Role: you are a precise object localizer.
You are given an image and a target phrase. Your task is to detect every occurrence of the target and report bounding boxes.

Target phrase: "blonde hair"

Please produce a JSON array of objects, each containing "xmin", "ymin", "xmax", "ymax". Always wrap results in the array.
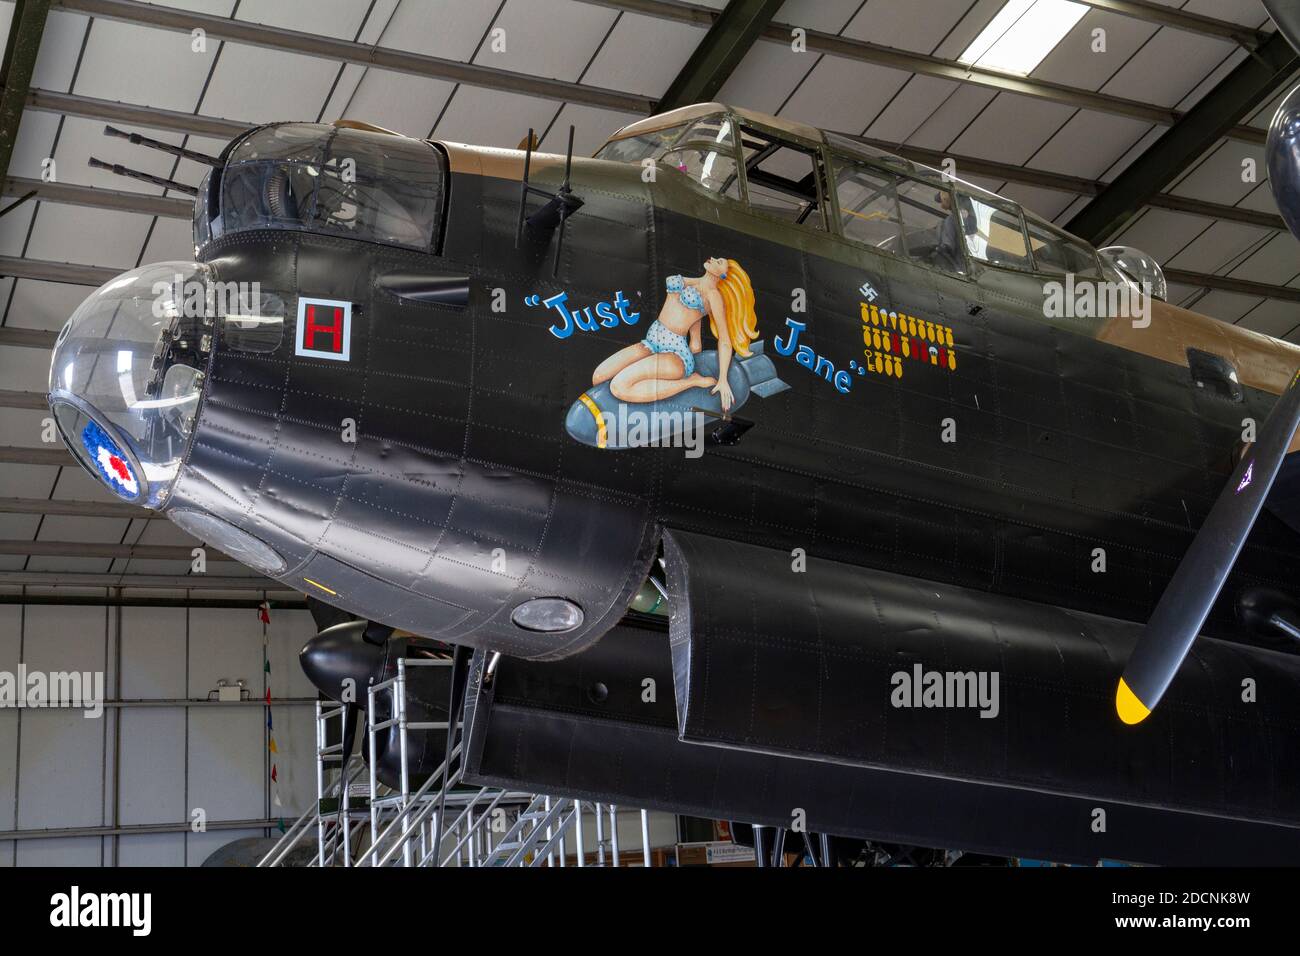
[{"xmin": 709, "ymin": 259, "xmax": 759, "ymax": 357}]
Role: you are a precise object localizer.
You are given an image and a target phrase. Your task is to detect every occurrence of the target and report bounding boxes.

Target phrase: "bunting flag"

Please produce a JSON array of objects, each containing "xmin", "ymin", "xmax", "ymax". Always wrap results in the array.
[{"xmin": 261, "ymin": 601, "xmax": 287, "ymax": 823}]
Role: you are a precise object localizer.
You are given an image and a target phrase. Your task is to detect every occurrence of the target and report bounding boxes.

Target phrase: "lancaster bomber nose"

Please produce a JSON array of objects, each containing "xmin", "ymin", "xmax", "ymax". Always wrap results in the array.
[{"xmin": 47, "ymin": 261, "xmax": 215, "ymax": 508}]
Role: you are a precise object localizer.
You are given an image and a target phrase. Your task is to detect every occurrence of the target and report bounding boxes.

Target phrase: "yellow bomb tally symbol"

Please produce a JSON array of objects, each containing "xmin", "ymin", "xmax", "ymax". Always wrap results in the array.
[{"xmin": 860, "ymin": 300, "xmax": 957, "ymax": 380}]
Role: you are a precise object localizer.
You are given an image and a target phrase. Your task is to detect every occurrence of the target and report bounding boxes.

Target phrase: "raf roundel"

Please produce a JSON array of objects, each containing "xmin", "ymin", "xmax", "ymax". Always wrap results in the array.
[{"xmin": 81, "ymin": 419, "xmax": 140, "ymax": 501}]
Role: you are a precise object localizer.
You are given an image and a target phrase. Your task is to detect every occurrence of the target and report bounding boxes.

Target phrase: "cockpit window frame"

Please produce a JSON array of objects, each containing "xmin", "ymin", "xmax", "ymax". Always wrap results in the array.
[
  {"xmin": 954, "ymin": 190, "xmax": 1038, "ymax": 275},
  {"xmin": 1022, "ymin": 212, "xmax": 1104, "ymax": 280},
  {"xmin": 655, "ymin": 113, "xmax": 745, "ymax": 201},
  {"xmin": 638, "ymin": 110, "xmax": 835, "ymax": 234},
  {"xmin": 729, "ymin": 119, "xmax": 832, "ymax": 233},
  {"xmin": 823, "ymin": 148, "xmax": 974, "ymax": 282}
]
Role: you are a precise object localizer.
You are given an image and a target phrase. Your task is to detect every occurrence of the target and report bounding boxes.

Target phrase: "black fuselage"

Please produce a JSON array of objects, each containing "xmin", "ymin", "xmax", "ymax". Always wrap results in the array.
[{"xmin": 172, "ymin": 143, "xmax": 1300, "ymax": 663}]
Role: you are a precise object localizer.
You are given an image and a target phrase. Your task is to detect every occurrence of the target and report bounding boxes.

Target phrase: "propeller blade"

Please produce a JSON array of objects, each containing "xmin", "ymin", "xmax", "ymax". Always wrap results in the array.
[{"xmin": 1117, "ymin": 367, "xmax": 1300, "ymax": 724}]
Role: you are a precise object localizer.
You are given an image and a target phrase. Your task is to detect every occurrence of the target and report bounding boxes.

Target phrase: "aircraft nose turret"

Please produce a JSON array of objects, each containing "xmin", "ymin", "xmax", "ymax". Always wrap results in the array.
[{"xmin": 47, "ymin": 261, "xmax": 215, "ymax": 508}]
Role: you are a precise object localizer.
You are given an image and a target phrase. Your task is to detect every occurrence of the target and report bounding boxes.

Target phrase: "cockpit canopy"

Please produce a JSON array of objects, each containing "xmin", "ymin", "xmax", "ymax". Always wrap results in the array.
[
  {"xmin": 194, "ymin": 122, "xmax": 446, "ymax": 252},
  {"xmin": 596, "ymin": 104, "xmax": 1156, "ymax": 293}
]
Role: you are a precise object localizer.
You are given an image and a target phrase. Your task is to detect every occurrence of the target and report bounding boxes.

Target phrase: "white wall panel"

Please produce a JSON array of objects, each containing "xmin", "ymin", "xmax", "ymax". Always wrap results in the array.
[
  {"xmin": 187, "ymin": 707, "xmax": 265, "ymax": 824},
  {"xmin": 15, "ymin": 607, "xmax": 107, "ymax": 834},
  {"xmin": 2, "ymin": 601, "xmax": 316, "ymax": 865},
  {"xmin": 117, "ymin": 831, "xmax": 185, "ymax": 867},
  {"xmin": 120, "ymin": 607, "xmax": 187, "ymax": 699},
  {"xmin": 119, "ymin": 708, "xmax": 186, "ymax": 827},
  {"xmin": 188, "ymin": 607, "xmax": 263, "ymax": 696},
  {"xmin": 17, "ymin": 709, "xmax": 105, "ymax": 830},
  {"xmin": 15, "ymin": 835, "xmax": 101, "ymax": 866},
  {"xmin": 0, "ymin": 607, "xmax": 18, "ymax": 864}
]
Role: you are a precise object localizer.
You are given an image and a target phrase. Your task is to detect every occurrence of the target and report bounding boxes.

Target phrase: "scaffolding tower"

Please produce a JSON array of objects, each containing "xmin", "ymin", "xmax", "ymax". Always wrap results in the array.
[{"xmin": 259, "ymin": 656, "xmax": 654, "ymax": 867}]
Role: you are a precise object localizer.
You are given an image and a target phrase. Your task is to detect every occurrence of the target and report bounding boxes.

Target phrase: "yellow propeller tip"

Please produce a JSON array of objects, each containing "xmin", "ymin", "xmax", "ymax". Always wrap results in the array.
[{"xmin": 1116, "ymin": 678, "xmax": 1151, "ymax": 725}]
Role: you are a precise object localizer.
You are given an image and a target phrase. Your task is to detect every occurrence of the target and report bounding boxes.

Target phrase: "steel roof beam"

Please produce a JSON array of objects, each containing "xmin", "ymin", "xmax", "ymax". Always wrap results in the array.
[
  {"xmin": 54, "ymin": 0, "xmax": 658, "ymax": 114},
  {"xmin": 0, "ymin": 327, "xmax": 57, "ymax": 349},
  {"xmin": 1067, "ymin": 30, "xmax": 1299, "ymax": 244},
  {"xmin": 0, "ymin": 388, "xmax": 46, "ymax": 409},
  {"xmin": 0, "ymin": 571, "xmax": 284, "ymax": 590},
  {"xmin": 4, "ymin": 175, "xmax": 192, "ymax": 218},
  {"xmin": 0, "ymin": 446, "xmax": 74, "ymax": 466},
  {"xmin": 0, "ymin": 594, "xmax": 306, "ymax": 608},
  {"xmin": 0, "ymin": 253, "xmax": 120, "ymax": 285},
  {"xmin": 587, "ymin": 0, "xmax": 1271, "ymax": 48},
  {"xmin": 0, "ymin": 496, "xmax": 147, "ymax": 517},
  {"xmin": 1079, "ymin": 1, "xmax": 1270, "ymax": 48},
  {"xmin": 658, "ymin": 0, "xmax": 785, "ymax": 111},
  {"xmin": 578, "ymin": 0, "xmax": 1268, "ymax": 141},
  {"xmin": 0, "ymin": 0, "xmax": 52, "ymax": 189},
  {"xmin": 1163, "ymin": 268, "xmax": 1300, "ymax": 302},
  {"xmin": 28, "ymin": 87, "xmax": 249, "ymax": 139},
  {"xmin": 0, "ymin": 540, "xmax": 233, "ymax": 561}
]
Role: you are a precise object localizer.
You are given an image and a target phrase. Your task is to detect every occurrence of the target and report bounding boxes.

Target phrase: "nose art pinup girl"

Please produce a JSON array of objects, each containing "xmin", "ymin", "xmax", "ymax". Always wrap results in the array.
[{"xmin": 590, "ymin": 257, "xmax": 759, "ymax": 413}]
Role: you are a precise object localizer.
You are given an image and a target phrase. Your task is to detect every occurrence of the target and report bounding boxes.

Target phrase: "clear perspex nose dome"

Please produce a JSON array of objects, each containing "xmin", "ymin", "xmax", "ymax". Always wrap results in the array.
[{"xmin": 48, "ymin": 261, "xmax": 213, "ymax": 507}]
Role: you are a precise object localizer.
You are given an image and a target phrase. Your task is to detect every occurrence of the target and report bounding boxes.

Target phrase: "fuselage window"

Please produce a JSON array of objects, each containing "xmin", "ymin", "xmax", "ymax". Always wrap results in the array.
[
  {"xmin": 960, "ymin": 194, "xmax": 1034, "ymax": 271},
  {"xmin": 737, "ymin": 126, "xmax": 826, "ymax": 231},
  {"xmin": 832, "ymin": 157, "xmax": 967, "ymax": 275},
  {"xmin": 1025, "ymin": 218, "xmax": 1102, "ymax": 277}
]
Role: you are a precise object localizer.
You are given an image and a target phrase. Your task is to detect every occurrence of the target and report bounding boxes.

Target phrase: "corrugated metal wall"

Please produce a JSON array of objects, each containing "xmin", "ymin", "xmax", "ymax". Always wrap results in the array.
[{"xmin": 0, "ymin": 603, "xmax": 317, "ymax": 866}]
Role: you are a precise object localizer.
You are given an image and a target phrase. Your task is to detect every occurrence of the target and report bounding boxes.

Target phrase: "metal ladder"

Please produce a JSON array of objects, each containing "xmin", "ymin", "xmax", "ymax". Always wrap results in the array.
[
  {"xmin": 260, "ymin": 656, "xmax": 657, "ymax": 867},
  {"xmin": 259, "ymin": 700, "xmax": 365, "ymax": 867},
  {"xmin": 479, "ymin": 795, "xmax": 576, "ymax": 867}
]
